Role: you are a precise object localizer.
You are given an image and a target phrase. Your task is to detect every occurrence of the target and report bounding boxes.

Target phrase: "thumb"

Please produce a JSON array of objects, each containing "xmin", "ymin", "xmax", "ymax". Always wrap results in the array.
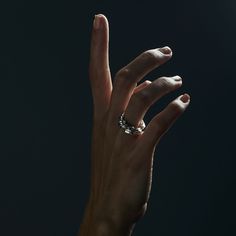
[{"xmin": 89, "ymin": 14, "xmax": 112, "ymax": 121}]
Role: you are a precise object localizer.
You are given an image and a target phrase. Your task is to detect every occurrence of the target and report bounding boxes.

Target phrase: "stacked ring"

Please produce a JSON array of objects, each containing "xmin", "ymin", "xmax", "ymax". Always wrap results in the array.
[{"xmin": 118, "ymin": 113, "xmax": 146, "ymax": 135}]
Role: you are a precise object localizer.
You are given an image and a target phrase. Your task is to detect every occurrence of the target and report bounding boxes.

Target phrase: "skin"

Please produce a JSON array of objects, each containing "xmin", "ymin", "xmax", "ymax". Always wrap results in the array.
[{"xmin": 78, "ymin": 14, "xmax": 190, "ymax": 236}]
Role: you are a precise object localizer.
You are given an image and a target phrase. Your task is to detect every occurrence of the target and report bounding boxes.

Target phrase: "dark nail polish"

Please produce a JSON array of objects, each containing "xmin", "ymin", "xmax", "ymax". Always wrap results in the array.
[
  {"xmin": 180, "ymin": 94, "xmax": 190, "ymax": 103},
  {"xmin": 160, "ymin": 46, "xmax": 172, "ymax": 55}
]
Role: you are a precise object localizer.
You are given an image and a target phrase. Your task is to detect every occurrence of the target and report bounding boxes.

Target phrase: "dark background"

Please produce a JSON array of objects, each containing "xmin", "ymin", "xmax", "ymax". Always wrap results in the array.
[{"xmin": 0, "ymin": 0, "xmax": 235, "ymax": 235}]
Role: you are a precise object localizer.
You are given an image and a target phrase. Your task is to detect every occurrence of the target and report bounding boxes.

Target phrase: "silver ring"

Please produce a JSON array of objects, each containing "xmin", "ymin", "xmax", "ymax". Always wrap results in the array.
[{"xmin": 118, "ymin": 113, "xmax": 146, "ymax": 135}]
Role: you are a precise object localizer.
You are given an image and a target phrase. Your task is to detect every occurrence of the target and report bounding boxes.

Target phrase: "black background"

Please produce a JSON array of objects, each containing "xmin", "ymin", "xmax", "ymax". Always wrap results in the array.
[{"xmin": 0, "ymin": 0, "xmax": 235, "ymax": 235}]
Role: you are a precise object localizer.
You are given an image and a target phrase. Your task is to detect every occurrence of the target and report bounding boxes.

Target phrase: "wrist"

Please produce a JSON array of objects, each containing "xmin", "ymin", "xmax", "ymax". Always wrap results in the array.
[
  {"xmin": 78, "ymin": 200, "xmax": 136, "ymax": 236},
  {"xmin": 79, "ymin": 218, "xmax": 135, "ymax": 236}
]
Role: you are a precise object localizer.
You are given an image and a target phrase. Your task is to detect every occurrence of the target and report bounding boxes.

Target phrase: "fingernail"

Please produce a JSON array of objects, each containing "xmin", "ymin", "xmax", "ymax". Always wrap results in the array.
[
  {"xmin": 159, "ymin": 46, "xmax": 172, "ymax": 55},
  {"xmin": 93, "ymin": 15, "xmax": 101, "ymax": 29},
  {"xmin": 180, "ymin": 93, "xmax": 190, "ymax": 103},
  {"xmin": 173, "ymin": 75, "xmax": 182, "ymax": 81}
]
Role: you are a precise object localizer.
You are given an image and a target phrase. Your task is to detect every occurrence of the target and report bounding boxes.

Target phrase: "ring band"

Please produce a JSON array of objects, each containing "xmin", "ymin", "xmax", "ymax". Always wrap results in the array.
[{"xmin": 118, "ymin": 113, "xmax": 146, "ymax": 135}]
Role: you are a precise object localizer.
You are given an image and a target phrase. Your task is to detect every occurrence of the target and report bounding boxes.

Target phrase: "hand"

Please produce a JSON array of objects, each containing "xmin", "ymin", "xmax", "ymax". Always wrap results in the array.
[{"xmin": 79, "ymin": 14, "xmax": 190, "ymax": 235}]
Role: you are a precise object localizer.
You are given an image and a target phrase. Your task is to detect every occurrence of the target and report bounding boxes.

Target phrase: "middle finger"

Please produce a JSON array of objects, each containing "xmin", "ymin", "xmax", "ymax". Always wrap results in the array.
[{"xmin": 107, "ymin": 47, "xmax": 173, "ymax": 131}]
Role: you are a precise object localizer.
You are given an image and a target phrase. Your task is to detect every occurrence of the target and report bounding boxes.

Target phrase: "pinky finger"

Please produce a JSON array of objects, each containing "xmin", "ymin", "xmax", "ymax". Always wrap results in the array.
[{"xmin": 142, "ymin": 93, "xmax": 191, "ymax": 149}]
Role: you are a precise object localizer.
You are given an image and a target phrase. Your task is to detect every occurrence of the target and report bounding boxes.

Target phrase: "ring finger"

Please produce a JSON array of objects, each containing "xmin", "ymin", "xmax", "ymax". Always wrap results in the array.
[{"xmin": 121, "ymin": 75, "xmax": 183, "ymax": 130}]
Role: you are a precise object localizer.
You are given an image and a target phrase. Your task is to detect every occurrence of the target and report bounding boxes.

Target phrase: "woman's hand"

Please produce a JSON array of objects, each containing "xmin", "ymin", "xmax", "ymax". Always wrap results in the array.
[{"xmin": 79, "ymin": 14, "xmax": 190, "ymax": 236}]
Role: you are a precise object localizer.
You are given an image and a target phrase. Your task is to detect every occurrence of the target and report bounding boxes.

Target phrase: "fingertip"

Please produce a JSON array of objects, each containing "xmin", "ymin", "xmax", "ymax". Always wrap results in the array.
[
  {"xmin": 159, "ymin": 46, "xmax": 173, "ymax": 56},
  {"xmin": 91, "ymin": 13, "xmax": 109, "ymax": 55},
  {"xmin": 93, "ymin": 14, "xmax": 109, "ymax": 30}
]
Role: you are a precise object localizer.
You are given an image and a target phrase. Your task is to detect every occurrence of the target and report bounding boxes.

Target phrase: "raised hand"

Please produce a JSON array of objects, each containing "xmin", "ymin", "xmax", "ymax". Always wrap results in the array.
[{"xmin": 79, "ymin": 14, "xmax": 190, "ymax": 236}]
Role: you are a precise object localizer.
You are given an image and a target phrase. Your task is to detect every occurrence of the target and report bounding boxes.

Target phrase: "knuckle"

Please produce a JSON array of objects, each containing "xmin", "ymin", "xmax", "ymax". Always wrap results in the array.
[
  {"xmin": 114, "ymin": 67, "xmax": 132, "ymax": 86},
  {"xmin": 157, "ymin": 116, "xmax": 169, "ymax": 130},
  {"xmin": 133, "ymin": 91, "xmax": 150, "ymax": 107},
  {"xmin": 115, "ymin": 67, "xmax": 130, "ymax": 78},
  {"xmin": 169, "ymin": 101, "xmax": 184, "ymax": 114},
  {"xmin": 158, "ymin": 77, "xmax": 174, "ymax": 91},
  {"xmin": 142, "ymin": 50, "xmax": 159, "ymax": 64}
]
